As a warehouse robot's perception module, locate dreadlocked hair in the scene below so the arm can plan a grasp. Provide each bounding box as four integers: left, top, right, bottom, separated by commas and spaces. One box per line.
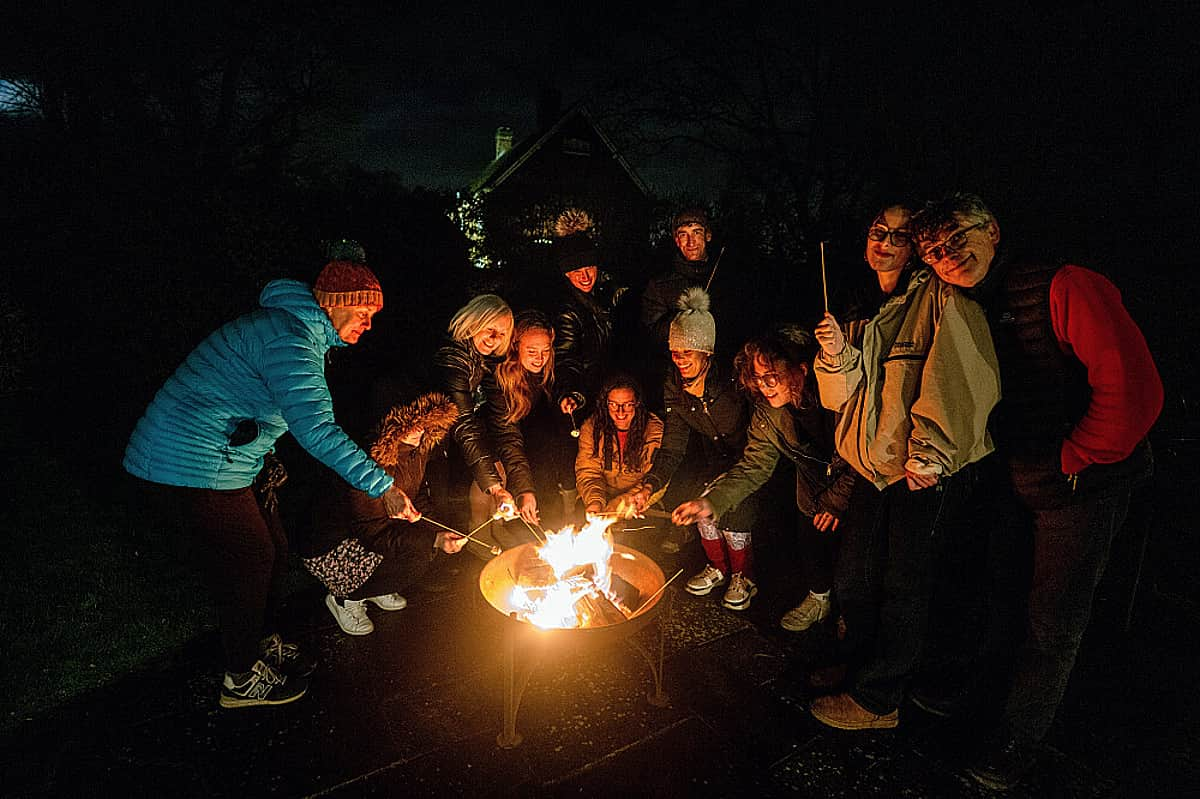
590, 373, 651, 472
734, 326, 819, 410
495, 311, 556, 425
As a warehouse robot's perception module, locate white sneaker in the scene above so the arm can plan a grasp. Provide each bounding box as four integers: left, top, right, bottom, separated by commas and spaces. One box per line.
365, 593, 407, 611
326, 594, 374, 635
780, 591, 832, 632
722, 573, 757, 610
685, 565, 726, 596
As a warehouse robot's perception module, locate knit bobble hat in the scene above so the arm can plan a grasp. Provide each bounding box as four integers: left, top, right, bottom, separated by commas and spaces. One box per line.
555, 231, 600, 274
313, 260, 384, 309
668, 287, 716, 354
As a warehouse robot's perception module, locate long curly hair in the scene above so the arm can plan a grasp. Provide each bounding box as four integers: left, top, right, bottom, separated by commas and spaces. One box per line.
733, 326, 819, 410
590, 373, 651, 472
495, 311, 556, 426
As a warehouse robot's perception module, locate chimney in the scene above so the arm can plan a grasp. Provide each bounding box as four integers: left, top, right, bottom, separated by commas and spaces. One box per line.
495, 126, 513, 160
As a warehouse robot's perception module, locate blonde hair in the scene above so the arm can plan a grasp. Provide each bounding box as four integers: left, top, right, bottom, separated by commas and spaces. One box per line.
495, 314, 556, 425
447, 294, 513, 350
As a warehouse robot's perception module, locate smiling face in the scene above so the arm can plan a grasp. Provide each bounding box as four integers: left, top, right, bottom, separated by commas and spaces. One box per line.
470, 311, 513, 356
606, 387, 638, 431
670, 349, 710, 381
865, 206, 914, 276
920, 214, 1000, 288
752, 353, 797, 408
565, 265, 597, 293
326, 305, 380, 344
517, 328, 553, 374
674, 223, 711, 262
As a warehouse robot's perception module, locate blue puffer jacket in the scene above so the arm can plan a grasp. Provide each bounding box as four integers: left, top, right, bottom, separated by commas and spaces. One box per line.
123, 279, 394, 497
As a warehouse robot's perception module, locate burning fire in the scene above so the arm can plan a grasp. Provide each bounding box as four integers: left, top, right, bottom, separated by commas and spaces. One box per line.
508, 514, 635, 629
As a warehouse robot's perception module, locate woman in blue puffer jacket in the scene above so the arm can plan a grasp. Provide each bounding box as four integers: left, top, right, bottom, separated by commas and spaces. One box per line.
124, 259, 423, 709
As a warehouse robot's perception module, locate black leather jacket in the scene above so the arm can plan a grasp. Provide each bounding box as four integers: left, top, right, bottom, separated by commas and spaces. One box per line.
432, 338, 502, 491
554, 275, 623, 410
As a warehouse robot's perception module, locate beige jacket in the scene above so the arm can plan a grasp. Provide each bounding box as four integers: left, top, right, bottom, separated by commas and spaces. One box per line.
815, 268, 1000, 489
575, 414, 664, 510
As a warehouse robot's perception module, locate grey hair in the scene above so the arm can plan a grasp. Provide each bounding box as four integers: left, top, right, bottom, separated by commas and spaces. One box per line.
911, 192, 995, 244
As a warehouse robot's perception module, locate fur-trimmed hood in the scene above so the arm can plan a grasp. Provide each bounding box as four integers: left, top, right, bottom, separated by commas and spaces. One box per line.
369, 392, 458, 467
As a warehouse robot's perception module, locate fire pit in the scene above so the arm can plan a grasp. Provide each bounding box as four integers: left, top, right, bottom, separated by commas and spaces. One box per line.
478, 523, 672, 748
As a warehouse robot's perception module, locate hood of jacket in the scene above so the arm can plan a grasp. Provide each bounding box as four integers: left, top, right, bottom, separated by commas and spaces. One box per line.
370, 392, 459, 467
259, 278, 347, 350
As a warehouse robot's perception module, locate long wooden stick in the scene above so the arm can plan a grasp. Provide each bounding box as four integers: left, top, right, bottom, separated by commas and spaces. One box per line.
819, 240, 829, 313
421, 515, 500, 554
634, 568, 685, 616
704, 246, 726, 293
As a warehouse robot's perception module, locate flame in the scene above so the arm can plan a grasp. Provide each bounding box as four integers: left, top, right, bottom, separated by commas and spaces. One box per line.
506, 514, 622, 629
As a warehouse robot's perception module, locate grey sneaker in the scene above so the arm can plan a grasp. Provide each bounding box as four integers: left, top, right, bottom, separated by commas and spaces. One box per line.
326, 594, 374, 635
780, 592, 832, 632
219, 660, 307, 709
365, 593, 407, 611
685, 565, 726, 596
722, 573, 757, 610
259, 633, 317, 678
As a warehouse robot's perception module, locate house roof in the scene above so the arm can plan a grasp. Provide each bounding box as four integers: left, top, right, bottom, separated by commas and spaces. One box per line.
469, 103, 649, 196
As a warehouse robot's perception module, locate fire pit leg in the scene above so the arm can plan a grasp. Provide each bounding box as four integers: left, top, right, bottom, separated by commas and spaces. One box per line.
626, 590, 672, 707
498, 620, 539, 748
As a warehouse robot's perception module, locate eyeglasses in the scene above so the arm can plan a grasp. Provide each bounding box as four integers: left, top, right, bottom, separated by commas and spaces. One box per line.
752, 372, 781, 389
867, 226, 912, 247
607, 401, 638, 413
920, 222, 987, 265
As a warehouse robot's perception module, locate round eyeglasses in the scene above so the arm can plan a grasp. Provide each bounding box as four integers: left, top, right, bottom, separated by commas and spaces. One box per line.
920, 222, 987, 265
867, 226, 912, 247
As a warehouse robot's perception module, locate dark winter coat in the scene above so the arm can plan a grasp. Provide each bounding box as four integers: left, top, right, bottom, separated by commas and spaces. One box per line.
484, 370, 575, 501
704, 398, 857, 522
642, 359, 751, 495
554, 275, 622, 409
303, 393, 458, 560
640, 253, 712, 345
433, 338, 503, 491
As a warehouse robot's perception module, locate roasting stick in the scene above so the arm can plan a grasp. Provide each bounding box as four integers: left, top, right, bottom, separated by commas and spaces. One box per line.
819, 240, 829, 313
519, 516, 547, 545
421, 515, 501, 555
633, 568, 685, 616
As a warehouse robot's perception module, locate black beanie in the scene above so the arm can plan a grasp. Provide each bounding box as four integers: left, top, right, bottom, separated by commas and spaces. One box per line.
555, 231, 600, 274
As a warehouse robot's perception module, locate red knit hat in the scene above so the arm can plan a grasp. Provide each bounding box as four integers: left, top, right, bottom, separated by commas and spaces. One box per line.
313, 260, 384, 309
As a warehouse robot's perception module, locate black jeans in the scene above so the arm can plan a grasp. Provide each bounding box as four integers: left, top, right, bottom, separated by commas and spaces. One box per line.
1002, 480, 1133, 741
851, 462, 983, 715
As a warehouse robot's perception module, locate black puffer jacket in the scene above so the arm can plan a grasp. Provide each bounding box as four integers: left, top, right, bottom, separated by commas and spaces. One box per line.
432, 338, 502, 491
642, 358, 750, 494
554, 275, 623, 410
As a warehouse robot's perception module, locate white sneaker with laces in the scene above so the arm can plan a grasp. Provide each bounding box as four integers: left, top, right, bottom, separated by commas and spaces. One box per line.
326, 594, 374, 635
780, 591, 832, 631
365, 593, 408, 611
685, 565, 726, 596
722, 573, 757, 610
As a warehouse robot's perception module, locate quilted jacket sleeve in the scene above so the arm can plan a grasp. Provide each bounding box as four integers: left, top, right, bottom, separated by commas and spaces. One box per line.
261, 326, 394, 498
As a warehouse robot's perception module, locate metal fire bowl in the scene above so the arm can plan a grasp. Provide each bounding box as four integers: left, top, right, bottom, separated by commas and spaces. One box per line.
478, 542, 667, 645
